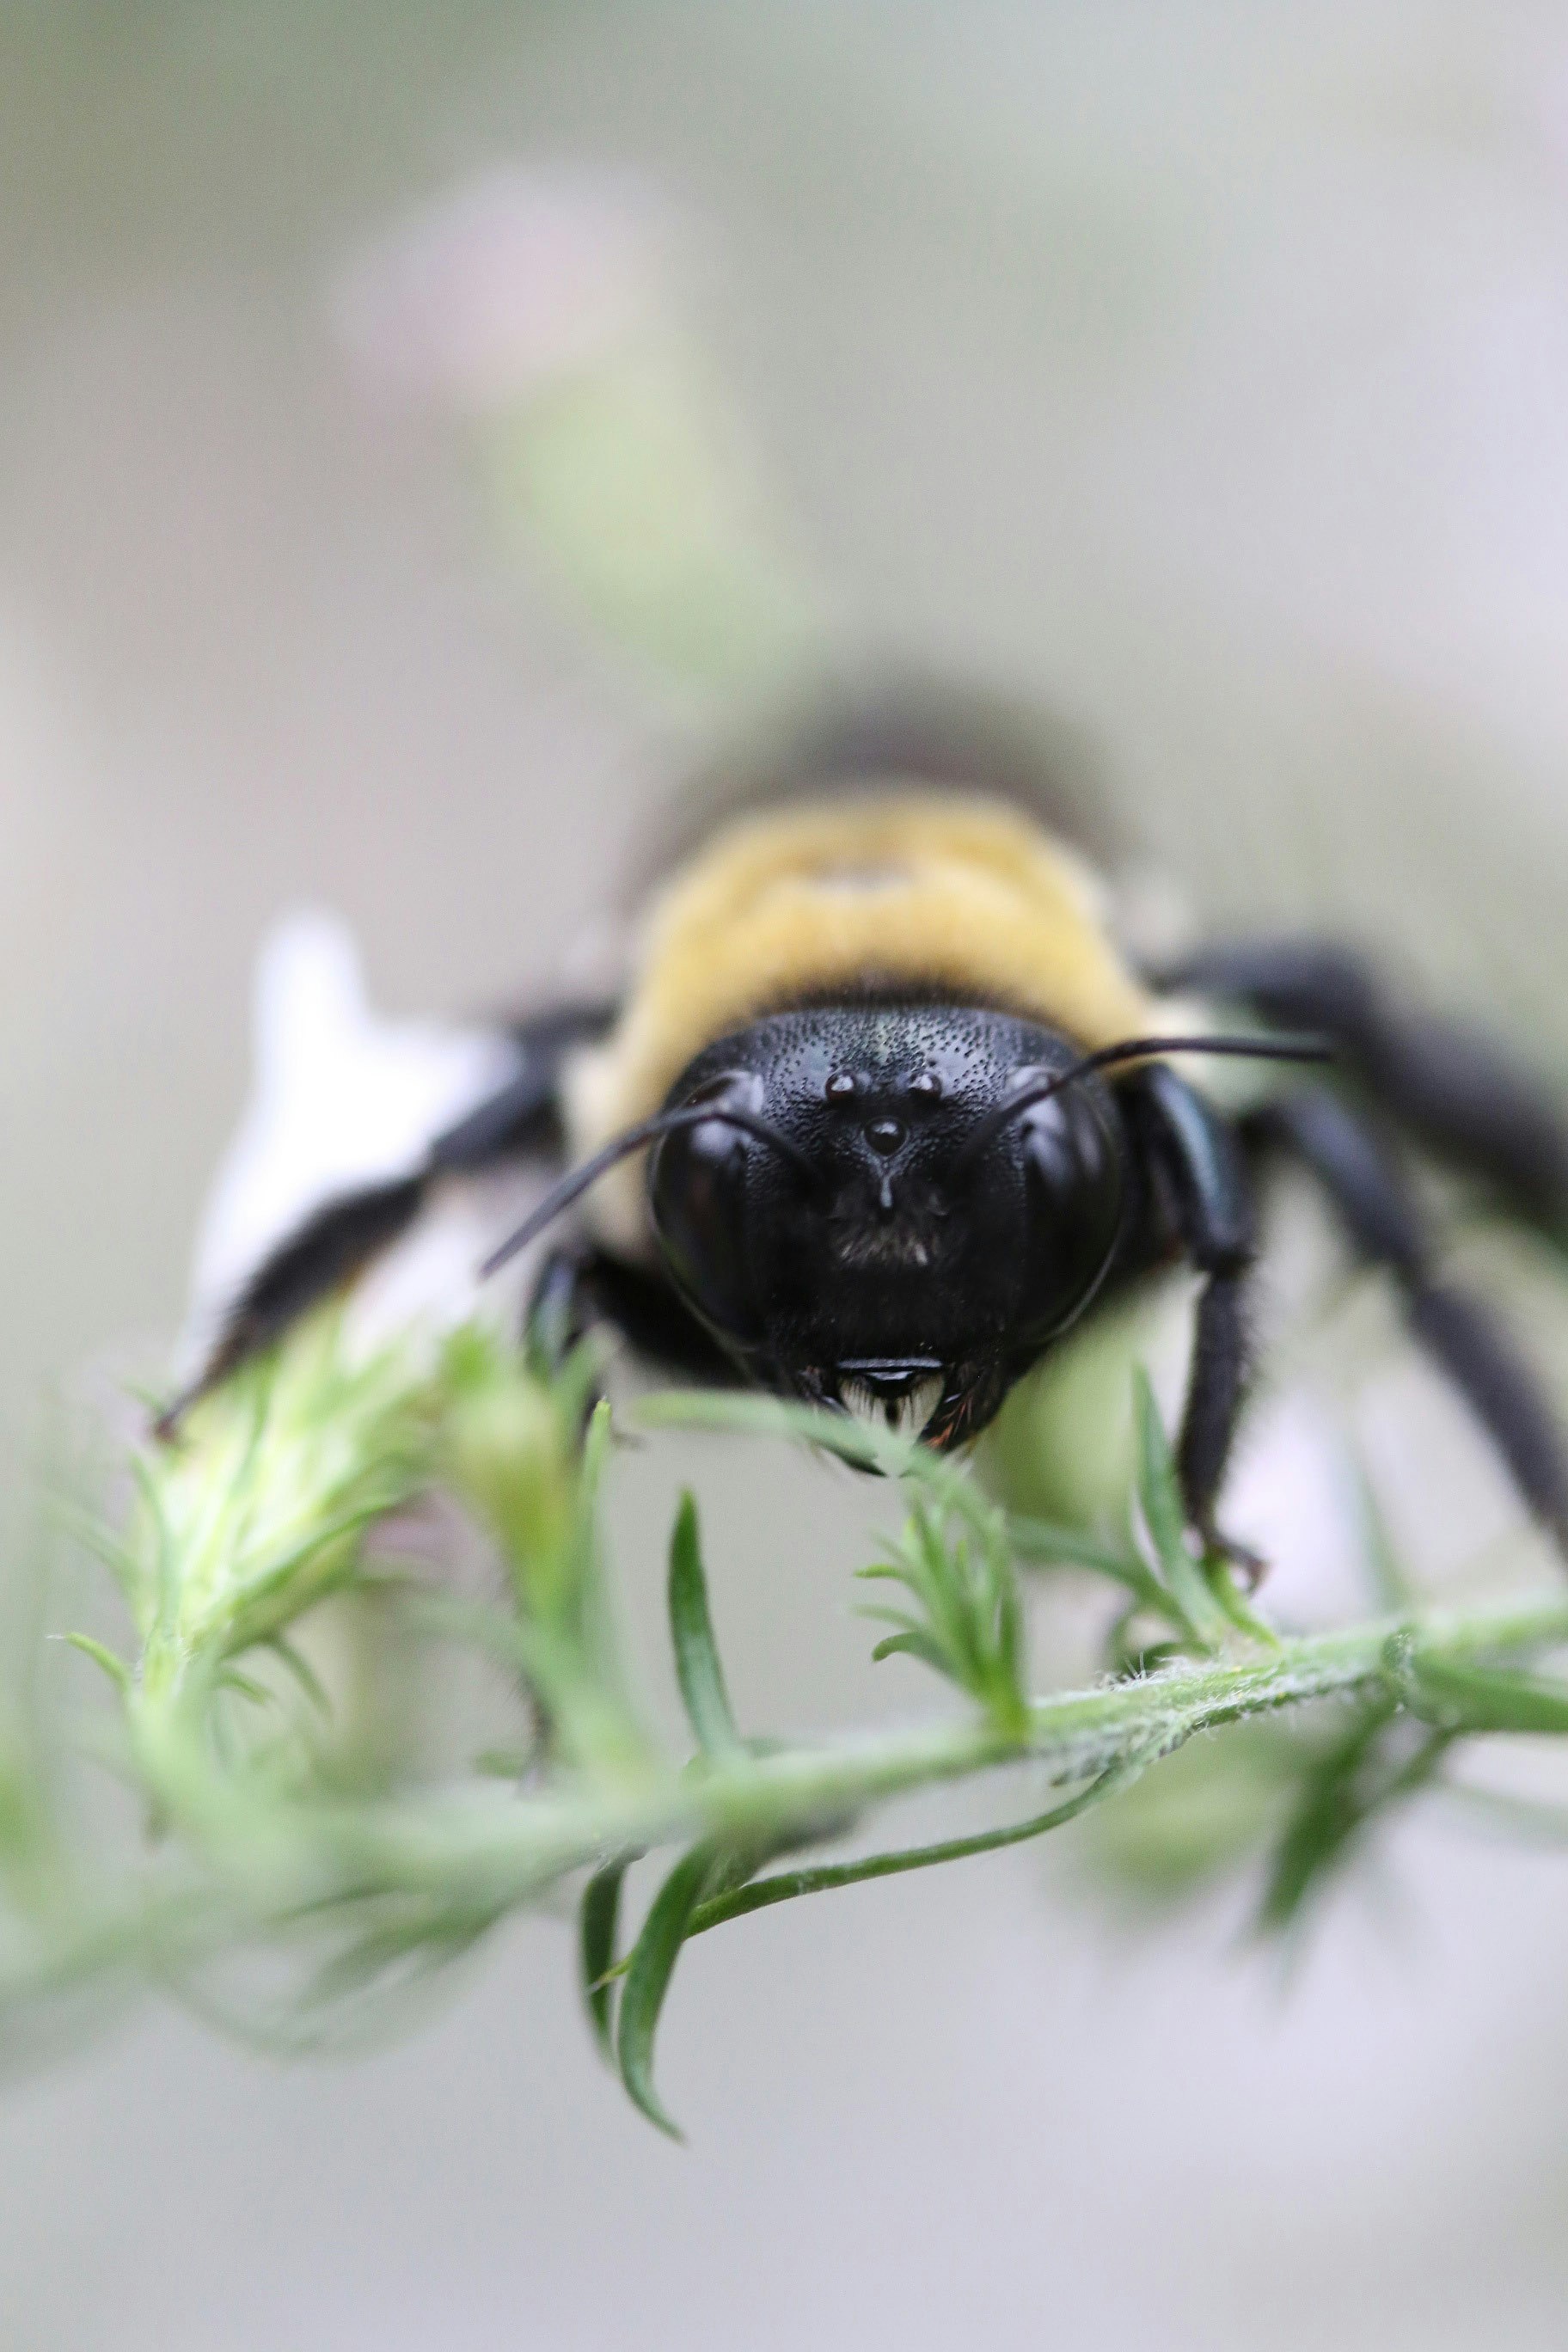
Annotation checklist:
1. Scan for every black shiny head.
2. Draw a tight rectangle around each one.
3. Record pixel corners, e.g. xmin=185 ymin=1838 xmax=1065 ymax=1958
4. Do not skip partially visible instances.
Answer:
xmin=647 ymin=1006 xmax=1129 ymax=1447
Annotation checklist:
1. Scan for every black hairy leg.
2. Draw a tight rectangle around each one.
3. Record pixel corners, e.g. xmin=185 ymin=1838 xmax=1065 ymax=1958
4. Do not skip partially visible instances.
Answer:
xmin=1124 ymin=1063 xmax=1263 ymax=1577
xmin=156 ymin=1001 xmax=614 ymax=1433
xmin=1259 ymin=1086 xmax=1568 ymax=1555
xmin=153 ymin=1176 xmax=426 ymax=1436
xmin=524 ymin=1245 xmax=743 ymax=1387
xmin=1161 ymin=937 xmax=1568 ymax=1233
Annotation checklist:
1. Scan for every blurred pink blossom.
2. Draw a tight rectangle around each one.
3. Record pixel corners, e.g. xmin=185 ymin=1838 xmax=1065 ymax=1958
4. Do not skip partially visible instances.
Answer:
xmin=334 ymin=165 xmax=680 ymax=413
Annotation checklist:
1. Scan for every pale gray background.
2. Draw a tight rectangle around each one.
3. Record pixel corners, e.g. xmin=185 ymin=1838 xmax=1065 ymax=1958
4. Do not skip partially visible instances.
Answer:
xmin=6 ymin=5 xmax=1568 ymax=2346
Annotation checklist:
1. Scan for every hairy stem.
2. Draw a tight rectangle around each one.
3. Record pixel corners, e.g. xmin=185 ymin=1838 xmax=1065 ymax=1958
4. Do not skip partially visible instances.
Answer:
xmin=201 ymin=1586 xmax=1568 ymax=1922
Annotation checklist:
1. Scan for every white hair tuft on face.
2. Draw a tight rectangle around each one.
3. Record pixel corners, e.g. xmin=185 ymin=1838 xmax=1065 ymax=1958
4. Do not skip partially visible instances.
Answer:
xmin=837 ymin=1375 xmax=945 ymax=1442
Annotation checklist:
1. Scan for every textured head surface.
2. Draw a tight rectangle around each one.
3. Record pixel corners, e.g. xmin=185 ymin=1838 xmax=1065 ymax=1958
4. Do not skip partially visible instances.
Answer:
xmin=643 ymin=1003 xmax=1129 ymax=1441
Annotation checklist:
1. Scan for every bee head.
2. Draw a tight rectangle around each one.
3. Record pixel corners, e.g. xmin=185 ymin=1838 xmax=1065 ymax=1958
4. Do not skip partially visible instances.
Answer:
xmin=482 ymin=1015 xmax=1325 ymax=1453
xmin=647 ymin=1008 xmax=1129 ymax=1445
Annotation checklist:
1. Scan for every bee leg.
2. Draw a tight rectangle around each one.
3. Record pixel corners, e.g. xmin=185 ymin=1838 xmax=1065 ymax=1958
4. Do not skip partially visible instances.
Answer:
xmin=157 ymin=1008 xmax=609 ymax=1432
xmin=1161 ymin=939 xmax=1568 ymax=1233
xmin=1130 ymin=1064 xmax=1264 ymax=1578
xmin=153 ymin=1176 xmax=428 ymax=1436
xmin=524 ymin=1246 xmax=600 ymax=1376
xmin=1260 ymin=1087 xmax=1568 ymax=1558
xmin=524 ymin=1246 xmax=743 ymax=1387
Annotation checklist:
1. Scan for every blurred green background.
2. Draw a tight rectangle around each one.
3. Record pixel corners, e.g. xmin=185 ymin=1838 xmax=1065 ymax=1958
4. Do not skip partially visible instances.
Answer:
xmin=6 ymin=4 xmax=1568 ymax=2346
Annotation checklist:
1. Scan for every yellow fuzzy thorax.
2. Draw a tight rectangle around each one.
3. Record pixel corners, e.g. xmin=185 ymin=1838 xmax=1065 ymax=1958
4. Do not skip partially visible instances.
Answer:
xmin=565 ymin=793 xmax=1155 ymax=1246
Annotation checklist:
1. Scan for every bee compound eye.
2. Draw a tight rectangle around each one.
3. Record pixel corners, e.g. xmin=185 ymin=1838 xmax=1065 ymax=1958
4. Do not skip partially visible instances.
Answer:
xmin=1014 ymin=1087 xmax=1124 ymax=1344
xmin=648 ymin=1088 xmax=764 ymax=1344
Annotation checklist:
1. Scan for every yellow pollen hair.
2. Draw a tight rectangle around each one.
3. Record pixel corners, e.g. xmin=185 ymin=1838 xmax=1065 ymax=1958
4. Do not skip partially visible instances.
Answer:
xmin=564 ymin=792 xmax=1154 ymax=1248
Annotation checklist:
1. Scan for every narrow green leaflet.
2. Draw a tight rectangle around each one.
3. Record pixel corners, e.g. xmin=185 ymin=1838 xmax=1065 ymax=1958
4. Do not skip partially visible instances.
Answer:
xmin=1399 ymin=1650 xmax=1568 ymax=1736
xmin=870 ymin=1627 xmax=954 ymax=1675
xmin=1202 ymin=1562 xmax=1280 ymax=1650
xmin=58 ymin=1633 xmax=131 ymax=1694
xmin=616 ymin=1843 xmax=717 ymax=2139
xmin=1257 ymin=1698 xmax=1451 ymax=1934
xmin=217 ymin=1669 xmax=273 ymax=1706
xmin=1258 ymin=1701 xmax=1395 ymax=1933
xmin=579 ymin=1857 xmax=635 ymax=2063
xmin=50 ymin=1504 xmax=144 ymax=1601
xmin=1005 ymin=1517 xmax=1137 ymax=1576
xmin=683 ymin=1765 xmax=1138 ymax=1940
xmin=1351 ymin=1449 xmax=1414 ymax=1609
xmin=1006 ymin=1514 xmax=1163 ymax=1601
xmin=634 ymin=1387 xmax=899 ymax=1475
xmin=266 ymin=1633 xmax=331 ymax=1719
xmin=667 ymin=1493 xmax=739 ymax=1756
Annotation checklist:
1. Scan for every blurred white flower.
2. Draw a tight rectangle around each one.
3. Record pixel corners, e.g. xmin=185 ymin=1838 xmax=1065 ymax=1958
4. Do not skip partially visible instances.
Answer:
xmin=185 ymin=910 xmax=533 ymax=1374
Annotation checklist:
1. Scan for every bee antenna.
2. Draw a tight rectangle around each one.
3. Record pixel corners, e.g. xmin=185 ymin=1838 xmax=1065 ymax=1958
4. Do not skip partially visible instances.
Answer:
xmin=957 ymin=1032 xmax=1334 ymax=1171
xmin=480 ymin=1100 xmax=815 ymax=1280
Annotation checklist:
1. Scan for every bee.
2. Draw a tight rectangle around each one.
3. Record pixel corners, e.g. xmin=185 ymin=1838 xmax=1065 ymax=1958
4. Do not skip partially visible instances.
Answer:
xmin=160 ymin=695 xmax=1568 ymax=1575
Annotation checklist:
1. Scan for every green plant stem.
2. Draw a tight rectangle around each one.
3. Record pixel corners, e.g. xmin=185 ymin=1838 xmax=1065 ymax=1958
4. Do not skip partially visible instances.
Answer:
xmin=159 ymin=1587 xmax=1568 ymax=1926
